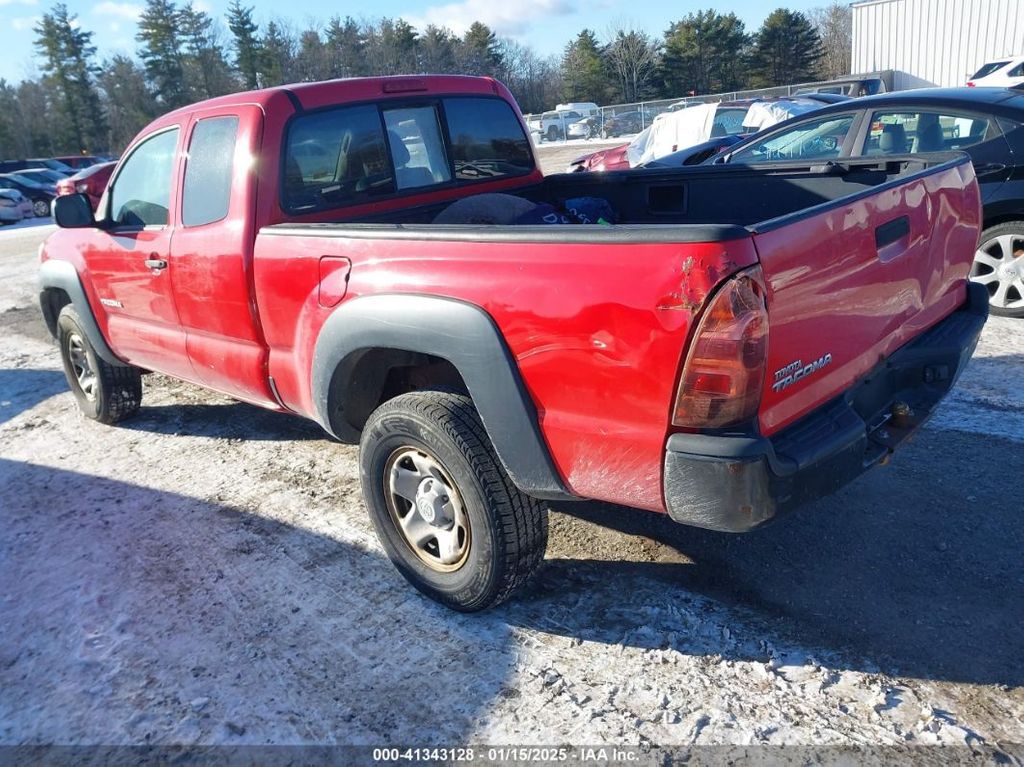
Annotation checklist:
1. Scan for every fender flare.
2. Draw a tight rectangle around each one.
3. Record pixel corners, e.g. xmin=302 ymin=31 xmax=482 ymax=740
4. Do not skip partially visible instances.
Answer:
xmin=38 ymin=259 xmax=126 ymax=366
xmin=311 ymin=294 xmax=574 ymax=501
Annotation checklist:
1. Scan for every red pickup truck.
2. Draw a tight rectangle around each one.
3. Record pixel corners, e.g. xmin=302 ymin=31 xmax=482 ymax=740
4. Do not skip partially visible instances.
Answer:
xmin=41 ymin=75 xmax=987 ymax=611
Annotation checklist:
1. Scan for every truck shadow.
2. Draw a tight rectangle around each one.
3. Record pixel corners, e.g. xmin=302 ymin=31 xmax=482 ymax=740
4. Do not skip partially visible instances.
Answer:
xmin=122 ymin=401 xmax=326 ymax=442
xmin=0 ymin=458 xmax=512 ymax=743
xmin=0 ymin=368 xmax=67 ymax=426
xmin=537 ymin=421 xmax=1024 ymax=688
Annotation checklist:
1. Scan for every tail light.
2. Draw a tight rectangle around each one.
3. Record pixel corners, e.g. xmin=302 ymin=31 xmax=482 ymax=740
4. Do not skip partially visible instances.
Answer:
xmin=966 ymin=81 xmax=975 ymax=87
xmin=672 ymin=267 xmax=768 ymax=429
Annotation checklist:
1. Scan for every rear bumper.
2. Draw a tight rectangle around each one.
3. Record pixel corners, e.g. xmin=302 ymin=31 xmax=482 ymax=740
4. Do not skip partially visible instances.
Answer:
xmin=663 ymin=282 xmax=988 ymax=533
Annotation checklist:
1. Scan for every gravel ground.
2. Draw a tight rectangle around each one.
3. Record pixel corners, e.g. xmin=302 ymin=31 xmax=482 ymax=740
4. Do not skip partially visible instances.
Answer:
xmin=1 ymin=155 xmax=1023 ymax=752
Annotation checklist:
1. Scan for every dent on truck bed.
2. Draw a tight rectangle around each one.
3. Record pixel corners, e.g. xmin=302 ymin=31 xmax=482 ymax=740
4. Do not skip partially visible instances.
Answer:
xmin=310 ymin=293 xmax=576 ymax=501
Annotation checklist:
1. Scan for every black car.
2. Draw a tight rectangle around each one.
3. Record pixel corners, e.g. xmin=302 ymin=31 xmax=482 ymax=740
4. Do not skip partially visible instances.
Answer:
xmin=714 ymin=87 xmax=1024 ymax=317
xmin=0 ymin=173 xmax=54 ymax=217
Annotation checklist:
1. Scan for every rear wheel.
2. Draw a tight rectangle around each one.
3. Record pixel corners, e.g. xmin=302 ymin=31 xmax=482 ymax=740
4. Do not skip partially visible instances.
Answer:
xmin=546 ymin=125 xmax=559 ymax=142
xmin=971 ymin=222 xmax=1024 ymax=318
xmin=359 ymin=390 xmax=548 ymax=611
xmin=57 ymin=306 xmax=142 ymax=423
xmin=33 ymin=199 xmax=50 ymax=217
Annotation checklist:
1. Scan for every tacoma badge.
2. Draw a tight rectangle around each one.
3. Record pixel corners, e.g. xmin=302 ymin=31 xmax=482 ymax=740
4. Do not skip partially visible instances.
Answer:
xmin=772 ymin=353 xmax=833 ymax=393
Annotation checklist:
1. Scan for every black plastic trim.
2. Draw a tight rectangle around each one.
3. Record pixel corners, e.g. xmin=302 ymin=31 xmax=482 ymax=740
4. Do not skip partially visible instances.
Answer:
xmin=310 ymin=293 xmax=575 ymax=501
xmin=37 ymin=260 xmax=126 ymax=366
xmin=262 ymin=222 xmax=752 ymax=245
xmin=663 ymin=282 xmax=988 ymax=532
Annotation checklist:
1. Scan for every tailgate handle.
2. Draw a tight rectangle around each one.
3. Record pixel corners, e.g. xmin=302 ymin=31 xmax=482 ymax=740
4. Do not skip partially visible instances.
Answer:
xmin=875 ymin=216 xmax=909 ymax=250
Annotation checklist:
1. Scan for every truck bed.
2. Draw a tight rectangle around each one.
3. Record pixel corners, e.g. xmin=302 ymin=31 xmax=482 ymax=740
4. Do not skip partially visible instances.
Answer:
xmin=256 ymin=153 xmax=981 ymax=512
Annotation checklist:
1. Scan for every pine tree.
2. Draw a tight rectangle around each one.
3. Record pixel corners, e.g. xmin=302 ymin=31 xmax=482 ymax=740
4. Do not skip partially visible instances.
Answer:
xmin=419 ymin=25 xmax=456 ymax=73
xmin=294 ymin=28 xmax=329 ymax=82
xmin=180 ymin=2 xmax=236 ymax=98
xmin=137 ymin=0 xmax=190 ymax=108
xmin=561 ymin=30 xmax=611 ymax=103
xmin=325 ymin=16 xmax=365 ymax=78
xmin=261 ymin=20 xmax=295 ymax=87
xmin=226 ymin=0 xmax=261 ymax=89
xmin=660 ymin=10 xmax=749 ymax=97
xmin=33 ymin=3 xmax=106 ymax=153
xmin=458 ymin=22 xmax=502 ymax=76
xmin=750 ymin=8 xmax=823 ymax=87
xmin=98 ymin=55 xmax=158 ymax=151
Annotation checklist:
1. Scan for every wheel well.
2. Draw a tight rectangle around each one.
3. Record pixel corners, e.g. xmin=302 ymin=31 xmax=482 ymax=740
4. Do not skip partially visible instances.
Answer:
xmin=982 ymin=212 xmax=1024 ymax=232
xmin=40 ymin=287 xmax=72 ymax=339
xmin=326 ymin=348 xmax=468 ymax=440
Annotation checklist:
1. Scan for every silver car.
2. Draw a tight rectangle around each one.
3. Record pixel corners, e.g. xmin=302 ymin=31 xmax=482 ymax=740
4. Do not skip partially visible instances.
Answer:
xmin=0 ymin=189 xmax=27 ymax=225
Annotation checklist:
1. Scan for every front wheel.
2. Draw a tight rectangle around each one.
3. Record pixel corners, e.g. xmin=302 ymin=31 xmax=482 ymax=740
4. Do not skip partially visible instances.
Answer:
xmin=33 ymin=199 xmax=51 ymax=217
xmin=971 ymin=222 xmax=1024 ymax=318
xmin=57 ymin=305 xmax=143 ymax=423
xmin=359 ymin=390 xmax=548 ymax=611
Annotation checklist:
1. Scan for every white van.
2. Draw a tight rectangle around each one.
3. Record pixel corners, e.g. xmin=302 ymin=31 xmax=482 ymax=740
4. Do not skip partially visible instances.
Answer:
xmin=555 ymin=102 xmax=600 ymax=117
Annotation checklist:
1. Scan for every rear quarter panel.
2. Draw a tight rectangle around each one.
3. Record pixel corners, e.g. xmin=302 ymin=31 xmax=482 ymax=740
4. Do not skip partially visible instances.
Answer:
xmin=254 ymin=231 xmax=759 ymax=511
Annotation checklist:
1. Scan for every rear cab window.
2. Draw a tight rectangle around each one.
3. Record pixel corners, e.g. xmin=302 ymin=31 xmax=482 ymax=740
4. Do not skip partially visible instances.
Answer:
xmin=281 ymin=96 xmax=534 ymax=214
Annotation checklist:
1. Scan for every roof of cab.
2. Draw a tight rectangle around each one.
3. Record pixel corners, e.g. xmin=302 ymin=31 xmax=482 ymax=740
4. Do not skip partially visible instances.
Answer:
xmin=147 ymin=74 xmax=506 ymax=128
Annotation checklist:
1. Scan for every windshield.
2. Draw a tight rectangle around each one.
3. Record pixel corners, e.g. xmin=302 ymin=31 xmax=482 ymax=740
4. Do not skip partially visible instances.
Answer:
xmin=971 ymin=61 xmax=1010 ymax=79
xmin=729 ymin=114 xmax=857 ymax=163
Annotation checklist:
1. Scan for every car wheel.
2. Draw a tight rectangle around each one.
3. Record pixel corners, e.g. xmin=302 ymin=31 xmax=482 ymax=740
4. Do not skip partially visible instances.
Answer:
xmin=57 ymin=305 xmax=143 ymax=423
xmin=546 ymin=125 xmax=560 ymax=142
xmin=33 ymin=199 xmax=50 ymax=217
xmin=359 ymin=389 xmax=548 ymax=612
xmin=971 ymin=222 xmax=1024 ymax=318
xmin=601 ymin=128 xmax=611 ymax=139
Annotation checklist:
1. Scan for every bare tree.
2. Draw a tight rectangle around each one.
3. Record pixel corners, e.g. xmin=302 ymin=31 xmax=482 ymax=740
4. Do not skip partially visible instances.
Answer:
xmin=604 ymin=23 xmax=659 ymax=103
xmin=809 ymin=1 xmax=852 ymax=79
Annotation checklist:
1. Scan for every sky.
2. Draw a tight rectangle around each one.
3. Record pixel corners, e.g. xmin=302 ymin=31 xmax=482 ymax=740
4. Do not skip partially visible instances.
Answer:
xmin=0 ymin=0 xmax=827 ymax=84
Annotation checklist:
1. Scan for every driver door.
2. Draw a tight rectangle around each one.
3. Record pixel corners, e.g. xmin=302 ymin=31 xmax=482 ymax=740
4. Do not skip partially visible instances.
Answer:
xmin=82 ymin=125 xmax=193 ymax=378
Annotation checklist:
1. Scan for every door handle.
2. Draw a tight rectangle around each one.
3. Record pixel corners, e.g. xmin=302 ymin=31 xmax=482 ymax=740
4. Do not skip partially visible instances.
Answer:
xmin=974 ymin=163 xmax=1006 ymax=176
xmin=144 ymin=256 xmax=168 ymax=270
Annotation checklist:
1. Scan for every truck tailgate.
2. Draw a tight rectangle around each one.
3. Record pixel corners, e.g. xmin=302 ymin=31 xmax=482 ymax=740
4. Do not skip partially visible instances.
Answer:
xmin=753 ymin=158 xmax=982 ymax=436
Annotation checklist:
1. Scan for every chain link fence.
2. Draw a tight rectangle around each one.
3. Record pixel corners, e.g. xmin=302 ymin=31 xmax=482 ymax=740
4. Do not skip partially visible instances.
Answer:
xmin=525 ymin=71 xmax=894 ymax=144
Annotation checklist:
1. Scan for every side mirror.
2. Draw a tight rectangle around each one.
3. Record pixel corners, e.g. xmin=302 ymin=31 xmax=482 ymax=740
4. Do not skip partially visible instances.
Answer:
xmin=53 ymin=193 xmax=96 ymax=228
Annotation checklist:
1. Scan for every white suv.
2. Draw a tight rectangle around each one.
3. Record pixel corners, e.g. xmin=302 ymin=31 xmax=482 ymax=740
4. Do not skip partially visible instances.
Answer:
xmin=967 ymin=56 xmax=1024 ymax=87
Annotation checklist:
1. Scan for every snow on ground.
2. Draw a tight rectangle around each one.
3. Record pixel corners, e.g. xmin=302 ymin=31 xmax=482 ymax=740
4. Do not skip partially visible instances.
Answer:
xmin=1 ymin=157 xmax=1022 ymax=751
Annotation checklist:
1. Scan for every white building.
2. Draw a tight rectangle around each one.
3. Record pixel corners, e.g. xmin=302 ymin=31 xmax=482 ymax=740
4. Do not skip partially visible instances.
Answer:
xmin=852 ymin=0 xmax=1024 ymax=89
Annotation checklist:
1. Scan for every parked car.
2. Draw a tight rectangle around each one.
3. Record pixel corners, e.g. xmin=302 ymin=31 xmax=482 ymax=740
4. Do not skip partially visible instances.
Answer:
xmin=56 ymin=161 xmax=115 ymax=210
xmin=0 ymin=174 xmax=54 ymax=217
xmin=42 ymin=74 xmax=984 ymax=611
xmin=967 ymin=56 xmax=1024 ymax=88
xmin=600 ymin=110 xmax=645 ymax=138
xmin=716 ymin=87 xmax=1024 ymax=317
xmin=53 ymin=155 xmax=103 ymax=170
xmin=0 ymin=187 xmax=34 ymax=218
xmin=15 ymin=168 xmax=65 ymax=188
xmin=527 ymin=110 xmax=583 ymax=142
xmin=566 ymin=117 xmax=596 ymax=139
xmin=568 ymin=99 xmax=809 ymax=172
xmin=26 ymin=158 xmax=74 ymax=175
xmin=0 ymin=189 xmax=25 ymax=225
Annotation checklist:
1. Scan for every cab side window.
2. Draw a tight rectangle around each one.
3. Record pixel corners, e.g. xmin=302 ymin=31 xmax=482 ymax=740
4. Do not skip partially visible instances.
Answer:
xmin=729 ymin=114 xmax=856 ymax=162
xmin=182 ymin=116 xmax=239 ymax=227
xmin=109 ymin=128 xmax=180 ymax=227
xmin=864 ymin=111 xmax=992 ymax=155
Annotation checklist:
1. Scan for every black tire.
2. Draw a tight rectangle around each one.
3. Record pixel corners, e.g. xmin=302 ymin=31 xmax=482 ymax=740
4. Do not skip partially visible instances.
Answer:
xmin=33 ymin=198 xmax=50 ymax=218
xmin=971 ymin=222 xmax=1024 ymax=318
xmin=601 ymin=127 xmax=611 ymax=139
xmin=546 ymin=125 xmax=559 ymax=142
xmin=359 ymin=390 xmax=548 ymax=612
xmin=57 ymin=305 xmax=142 ymax=424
